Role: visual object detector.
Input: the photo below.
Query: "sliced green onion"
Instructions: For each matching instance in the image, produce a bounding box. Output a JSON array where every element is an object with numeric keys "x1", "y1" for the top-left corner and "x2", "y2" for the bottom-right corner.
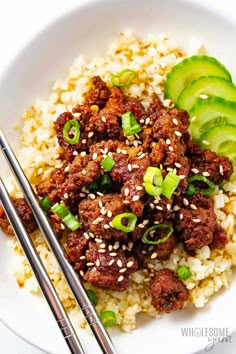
[
  {"x1": 100, "y1": 174, "x2": 112, "y2": 189},
  {"x1": 101, "y1": 156, "x2": 116, "y2": 171},
  {"x1": 51, "y1": 202, "x2": 81, "y2": 231},
  {"x1": 143, "y1": 167, "x2": 163, "y2": 196},
  {"x1": 121, "y1": 111, "x2": 142, "y2": 136},
  {"x1": 87, "y1": 180, "x2": 99, "y2": 191},
  {"x1": 87, "y1": 289, "x2": 98, "y2": 306},
  {"x1": 100, "y1": 311, "x2": 117, "y2": 327},
  {"x1": 161, "y1": 171, "x2": 180, "y2": 199},
  {"x1": 63, "y1": 120, "x2": 80, "y2": 145},
  {"x1": 186, "y1": 175, "x2": 215, "y2": 196},
  {"x1": 40, "y1": 196, "x2": 52, "y2": 212},
  {"x1": 177, "y1": 265, "x2": 192, "y2": 281},
  {"x1": 142, "y1": 224, "x2": 173, "y2": 245},
  {"x1": 112, "y1": 213, "x2": 137, "y2": 233},
  {"x1": 111, "y1": 68, "x2": 136, "y2": 87}
]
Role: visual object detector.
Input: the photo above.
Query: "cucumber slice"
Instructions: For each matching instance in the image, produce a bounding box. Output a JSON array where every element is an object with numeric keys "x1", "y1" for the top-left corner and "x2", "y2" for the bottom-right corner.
[
  {"x1": 189, "y1": 97, "x2": 236, "y2": 141},
  {"x1": 165, "y1": 55, "x2": 232, "y2": 103},
  {"x1": 199, "y1": 124, "x2": 236, "y2": 179},
  {"x1": 178, "y1": 76, "x2": 236, "y2": 111}
]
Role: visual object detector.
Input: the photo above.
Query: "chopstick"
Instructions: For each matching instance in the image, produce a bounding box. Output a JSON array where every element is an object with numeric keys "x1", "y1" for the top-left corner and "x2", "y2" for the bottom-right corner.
[
  {"x1": 0, "y1": 130, "x2": 117, "y2": 354},
  {"x1": 0, "y1": 177, "x2": 85, "y2": 354}
]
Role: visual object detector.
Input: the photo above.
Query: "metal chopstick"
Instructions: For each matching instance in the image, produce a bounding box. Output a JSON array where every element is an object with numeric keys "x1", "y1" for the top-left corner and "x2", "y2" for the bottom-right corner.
[
  {"x1": 0, "y1": 177, "x2": 85, "y2": 354},
  {"x1": 0, "y1": 130, "x2": 116, "y2": 354}
]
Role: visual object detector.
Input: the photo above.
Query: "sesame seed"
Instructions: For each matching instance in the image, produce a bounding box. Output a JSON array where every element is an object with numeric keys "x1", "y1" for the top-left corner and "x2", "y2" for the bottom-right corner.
[
  {"x1": 151, "y1": 252, "x2": 157, "y2": 259},
  {"x1": 190, "y1": 204, "x2": 197, "y2": 210},
  {"x1": 114, "y1": 241, "x2": 120, "y2": 250},
  {"x1": 63, "y1": 193, "x2": 69, "y2": 199},
  {"x1": 147, "y1": 263, "x2": 155, "y2": 269},
  {"x1": 166, "y1": 139, "x2": 171, "y2": 145},
  {"x1": 104, "y1": 224, "x2": 110, "y2": 229},
  {"x1": 96, "y1": 259, "x2": 100, "y2": 267},
  {"x1": 109, "y1": 221, "x2": 113, "y2": 227},
  {"x1": 202, "y1": 171, "x2": 210, "y2": 177},
  {"x1": 73, "y1": 151, "x2": 78, "y2": 156},
  {"x1": 82, "y1": 169, "x2": 86, "y2": 175},
  {"x1": 168, "y1": 146, "x2": 174, "y2": 152},
  {"x1": 128, "y1": 164, "x2": 132, "y2": 171},
  {"x1": 64, "y1": 165, "x2": 70, "y2": 172},
  {"x1": 118, "y1": 275, "x2": 124, "y2": 282},
  {"x1": 97, "y1": 191, "x2": 104, "y2": 196},
  {"x1": 83, "y1": 232, "x2": 90, "y2": 239},
  {"x1": 191, "y1": 168, "x2": 199, "y2": 174},
  {"x1": 95, "y1": 238, "x2": 102, "y2": 243},
  {"x1": 119, "y1": 268, "x2": 127, "y2": 273},
  {"x1": 174, "y1": 131, "x2": 182, "y2": 137},
  {"x1": 80, "y1": 270, "x2": 85, "y2": 276},
  {"x1": 92, "y1": 217, "x2": 104, "y2": 225},
  {"x1": 101, "y1": 116, "x2": 107, "y2": 122},
  {"x1": 109, "y1": 252, "x2": 117, "y2": 257},
  {"x1": 108, "y1": 245, "x2": 113, "y2": 251},
  {"x1": 98, "y1": 201, "x2": 103, "y2": 208},
  {"x1": 98, "y1": 249, "x2": 106, "y2": 253},
  {"x1": 104, "y1": 147, "x2": 108, "y2": 154},
  {"x1": 122, "y1": 149, "x2": 128, "y2": 154},
  {"x1": 193, "y1": 218, "x2": 201, "y2": 223},
  {"x1": 138, "y1": 153, "x2": 146, "y2": 159},
  {"x1": 60, "y1": 223, "x2": 65, "y2": 230},
  {"x1": 80, "y1": 256, "x2": 86, "y2": 260},
  {"x1": 101, "y1": 207, "x2": 107, "y2": 215},
  {"x1": 117, "y1": 260, "x2": 123, "y2": 267},
  {"x1": 86, "y1": 262, "x2": 94, "y2": 266},
  {"x1": 150, "y1": 203, "x2": 155, "y2": 209},
  {"x1": 200, "y1": 94, "x2": 208, "y2": 99},
  {"x1": 140, "y1": 119, "x2": 145, "y2": 124},
  {"x1": 166, "y1": 203, "x2": 171, "y2": 210},
  {"x1": 156, "y1": 206, "x2": 163, "y2": 210},
  {"x1": 88, "y1": 131, "x2": 94, "y2": 138},
  {"x1": 116, "y1": 148, "x2": 121, "y2": 153},
  {"x1": 108, "y1": 259, "x2": 115, "y2": 266},
  {"x1": 202, "y1": 140, "x2": 210, "y2": 146},
  {"x1": 79, "y1": 193, "x2": 86, "y2": 198},
  {"x1": 92, "y1": 152, "x2": 98, "y2": 160},
  {"x1": 89, "y1": 193, "x2": 96, "y2": 200},
  {"x1": 173, "y1": 205, "x2": 180, "y2": 211},
  {"x1": 128, "y1": 241, "x2": 134, "y2": 249},
  {"x1": 179, "y1": 213, "x2": 183, "y2": 220},
  {"x1": 107, "y1": 210, "x2": 112, "y2": 218},
  {"x1": 132, "y1": 195, "x2": 140, "y2": 201},
  {"x1": 179, "y1": 175, "x2": 186, "y2": 180},
  {"x1": 183, "y1": 198, "x2": 189, "y2": 206},
  {"x1": 124, "y1": 188, "x2": 129, "y2": 196},
  {"x1": 191, "y1": 116, "x2": 197, "y2": 123},
  {"x1": 136, "y1": 186, "x2": 143, "y2": 191},
  {"x1": 127, "y1": 261, "x2": 134, "y2": 268},
  {"x1": 99, "y1": 243, "x2": 106, "y2": 249},
  {"x1": 172, "y1": 118, "x2": 178, "y2": 125},
  {"x1": 143, "y1": 220, "x2": 149, "y2": 225},
  {"x1": 145, "y1": 117, "x2": 150, "y2": 125},
  {"x1": 122, "y1": 245, "x2": 127, "y2": 250},
  {"x1": 166, "y1": 167, "x2": 173, "y2": 172},
  {"x1": 219, "y1": 165, "x2": 224, "y2": 175},
  {"x1": 132, "y1": 164, "x2": 139, "y2": 169},
  {"x1": 82, "y1": 139, "x2": 87, "y2": 144},
  {"x1": 138, "y1": 223, "x2": 145, "y2": 228}
]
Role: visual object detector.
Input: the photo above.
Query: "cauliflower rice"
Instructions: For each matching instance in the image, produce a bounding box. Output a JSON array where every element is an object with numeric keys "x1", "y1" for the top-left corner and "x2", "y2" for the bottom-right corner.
[{"x1": 6, "y1": 32, "x2": 236, "y2": 332}]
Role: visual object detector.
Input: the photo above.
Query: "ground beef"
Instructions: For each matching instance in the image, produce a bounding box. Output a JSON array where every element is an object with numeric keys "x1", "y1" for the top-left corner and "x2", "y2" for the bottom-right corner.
[
  {"x1": 150, "y1": 269, "x2": 188, "y2": 313},
  {"x1": 84, "y1": 242, "x2": 138, "y2": 291},
  {"x1": 85, "y1": 76, "x2": 110, "y2": 108},
  {"x1": 79, "y1": 193, "x2": 129, "y2": 240},
  {"x1": 175, "y1": 193, "x2": 220, "y2": 252},
  {"x1": 65, "y1": 231, "x2": 90, "y2": 270},
  {"x1": 187, "y1": 141, "x2": 233, "y2": 184},
  {"x1": 0, "y1": 198, "x2": 37, "y2": 236},
  {"x1": 210, "y1": 224, "x2": 228, "y2": 250}
]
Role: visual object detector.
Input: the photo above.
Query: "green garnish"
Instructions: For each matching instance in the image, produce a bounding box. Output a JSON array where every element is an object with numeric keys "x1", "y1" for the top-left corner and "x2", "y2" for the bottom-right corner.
[
  {"x1": 142, "y1": 224, "x2": 174, "y2": 245},
  {"x1": 111, "y1": 68, "x2": 136, "y2": 87},
  {"x1": 63, "y1": 119, "x2": 80, "y2": 144},
  {"x1": 112, "y1": 213, "x2": 137, "y2": 233}
]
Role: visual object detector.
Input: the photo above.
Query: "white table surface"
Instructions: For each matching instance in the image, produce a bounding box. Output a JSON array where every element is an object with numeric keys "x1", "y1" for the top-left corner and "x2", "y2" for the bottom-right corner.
[{"x1": 0, "y1": 0, "x2": 236, "y2": 353}]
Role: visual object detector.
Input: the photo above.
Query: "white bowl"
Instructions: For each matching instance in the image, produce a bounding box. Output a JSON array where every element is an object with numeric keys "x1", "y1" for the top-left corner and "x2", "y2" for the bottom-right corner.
[{"x1": 0, "y1": 0, "x2": 236, "y2": 353}]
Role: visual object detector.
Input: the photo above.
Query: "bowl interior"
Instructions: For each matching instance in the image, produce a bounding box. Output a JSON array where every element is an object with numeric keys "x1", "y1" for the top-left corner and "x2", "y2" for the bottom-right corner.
[{"x1": 0, "y1": 0, "x2": 236, "y2": 353}]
